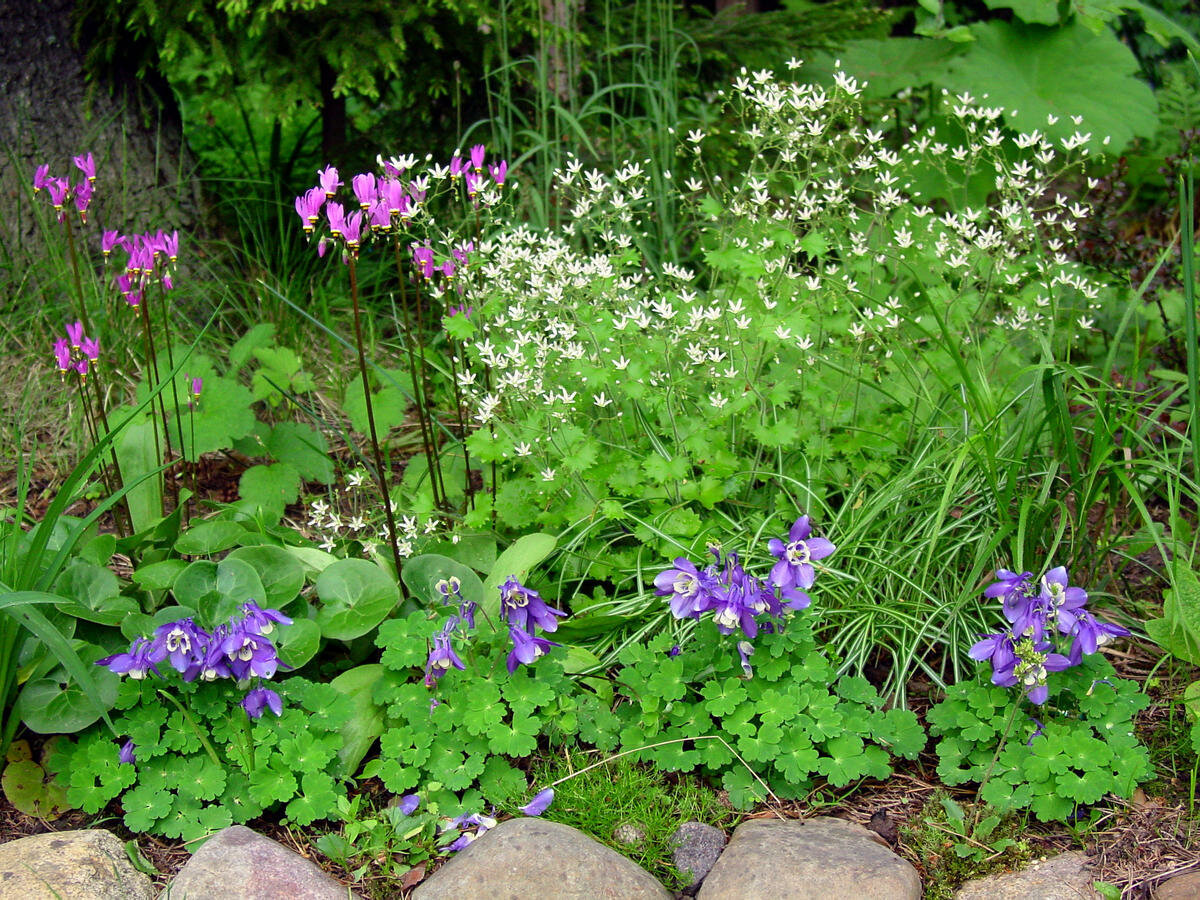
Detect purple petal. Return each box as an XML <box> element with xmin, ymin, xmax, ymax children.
<box><xmin>519</xmin><ymin>787</ymin><xmax>554</xmax><ymax>817</ymax></box>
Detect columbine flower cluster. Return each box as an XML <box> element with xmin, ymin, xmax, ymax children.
<box><xmin>421</xmin><ymin>575</ymin><xmax>565</xmax><ymax>688</ymax></box>
<box><xmin>969</xmin><ymin>566</ymin><xmax>1130</xmax><ymax>704</ymax></box>
<box><xmin>96</xmin><ymin>600</ymin><xmax>292</xmax><ymax>720</ymax></box>
<box><xmin>656</xmin><ymin>516</ymin><xmax>834</xmax><ymax>654</ymax></box>
<box><xmin>499</xmin><ymin>577</ymin><xmax>565</xmax><ymax>673</ymax></box>
<box><xmin>52</xmin><ymin>321</ymin><xmax>100</xmax><ymax>379</ymax></box>
<box><xmin>32</xmin><ymin>153</ymin><xmax>96</xmax><ymax>223</ymax></box>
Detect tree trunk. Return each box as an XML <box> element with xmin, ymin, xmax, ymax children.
<box><xmin>0</xmin><ymin>0</ymin><xmax>205</xmax><ymax>294</ymax></box>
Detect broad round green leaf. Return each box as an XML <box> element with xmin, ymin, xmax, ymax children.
<box><xmin>315</xmin><ymin>559</ymin><xmax>400</xmax><ymax>641</ymax></box>
<box><xmin>329</xmin><ymin>664</ymin><xmax>386</xmax><ymax>778</ymax></box>
<box><xmin>132</xmin><ymin>558</ymin><xmax>189</xmax><ymax>591</ymax></box>
<box><xmin>172</xmin><ymin>560</ymin><xmax>218</xmax><ymax>609</ymax></box>
<box><xmin>52</xmin><ymin>560</ymin><xmax>138</xmax><ymax>626</ymax></box>
<box><xmin>14</xmin><ymin>643</ymin><xmax>120</xmax><ymax>734</ymax></box>
<box><xmin>175</xmin><ymin>521</ymin><xmax>247</xmax><ymax>556</ymax></box>
<box><xmin>225</xmin><ymin>545</ymin><xmax>305</xmax><ymax>609</ymax></box>
<box><xmin>273</xmin><ymin>617</ymin><xmax>321</xmax><ymax>670</ymax></box>
<box><xmin>402</xmin><ymin>554</ymin><xmax>485</xmax><ymax>612</ymax></box>
<box><xmin>198</xmin><ymin>557</ymin><xmax>266</xmax><ymax>628</ymax></box>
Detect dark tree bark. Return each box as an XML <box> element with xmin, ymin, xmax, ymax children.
<box><xmin>0</xmin><ymin>0</ymin><xmax>205</xmax><ymax>293</ymax></box>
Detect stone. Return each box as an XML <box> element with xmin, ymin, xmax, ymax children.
<box><xmin>413</xmin><ymin>817</ymin><xmax>671</xmax><ymax>900</ymax></box>
<box><xmin>161</xmin><ymin>825</ymin><xmax>359</xmax><ymax>900</ymax></box>
<box><xmin>697</xmin><ymin>816</ymin><xmax>921</xmax><ymax>900</ymax></box>
<box><xmin>1154</xmin><ymin>870</ymin><xmax>1200</xmax><ymax>899</ymax></box>
<box><xmin>0</xmin><ymin>828</ymin><xmax>155</xmax><ymax>899</ymax></box>
<box><xmin>613</xmin><ymin>822</ymin><xmax>647</xmax><ymax>846</ymax></box>
<box><xmin>670</xmin><ymin>821</ymin><xmax>727</xmax><ymax>889</ymax></box>
<box><xmin>955</xmin><ymin>851</ymin><xmax>1102</xmax><ymax>900</ymax></box>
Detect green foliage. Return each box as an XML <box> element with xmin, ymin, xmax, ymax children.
<box><xmin>61</xmin><ymin>677</ymin><xmax>351</xmax><ymax>841</ymax></box>
<box><xmin>928</xmin><ymin>655</ymin><xmax>1152</xmax><ymax>822</ymax></box>
<box><xmin>606</xmin><ymin>622</ymin><xmax>924</xmax><ymax>807</ymax></box>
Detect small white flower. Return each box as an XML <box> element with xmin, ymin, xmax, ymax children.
<box><xmin>540</xmin><ymin>467</ymin><xmax>556</xmax><ymax>482</ymax></box>
<box><xmin>515</xmin><ymin>442</ymin><xmax>533</xmax><ymax>457</ymax></box>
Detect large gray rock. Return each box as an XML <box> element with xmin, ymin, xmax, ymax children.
<box><xmin>955</xmin><ymin>852</ymin><xmax>1102</xmax><ymax>900</ymax></box>
<box><xmin>0</xmin><ymin>828</ymin><xmax>155</xmax><ymax>899</ymax></box>
<box><xmin>414</xmin><ymin>818</ymin><xmax>671</xmax><ymax>900</ymax></box>
<box><xmin>698</xmin><ymin>816</ymin><xmax>921</xmax><ymax>900</ymax></box>
<box><xmin>1155</xmin><ymin>870</ymin><xmax>1200</xmax><ymax>899</ymax></box>
<box><xmin>670</xmin><ymin>821</ymin><xmax>727</xmax><ymax>890</ymax></box>
<box><xmin>161</xmin><ymin>825</ymin><xmax>359</xmax><ymax>900</ymax></box>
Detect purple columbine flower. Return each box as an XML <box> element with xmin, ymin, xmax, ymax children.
<box><xmin>221</xmin><ymin>624</ymin><xmax>282</xmax><ymax>680</ymax></box>
<box><xmin>424</xmin><ymin>627</ymin><xmax>466</xmax><ymax>687</ymax></box>
<box><xmin>148</xmin><ymin>618</ymin><xmax>210</xmax><ymax>676</ymax></box>
<box><xmin>654</xmin><ymin>558</ymin><xmax>716</xmax><ymax>620</ymax></box>
<box><xmin>242</xmin><ymin>686</ymin><xmax>283</xmax><ymax>719</ymax></box>
<box><xmin>968</xmin><ymin>631</ymin><xmax>1017</xmax><ymax>683</ymax></box>
<box><xmin>1062</xmin><ymin>609</ymin><xmax>1131</xmax><ymax>663</ymax></box>
<box><xmin>118</xmin><ymin>740</ymin><xmax>136</xmax><ymax>765</ymax></box>
<box><xmin>519</xmin><ymin>788</ymin><xmax>554</xmax><ymax>817</ymax></box>
<box><xmin>238</xmin><ymin>600</ymin><xmax>292</xmax><ymax>637</ymax></box>
<box><xmin>1039</xmin><ymin>566</ymin><xmax>1088</xmax><ymax>623</ymax></box>
<box><xmin>499</xmin><ymin>577</ymin><xmax>566</xmax><ymax>634</ymax></box>
<box><xmin>737</xmin><ymin>640</ymin><xmax>754</xmax><ymax>678</ymax></box>
<box><xmin>198</xmin><ymin>625</ymin><xmax>233</xmax><ymax>681</ymax></box>
<box><xmin>505</xmin><ymin>626</ymin><xmax>559</xmax><ymax>673</ymax></box>
<box><xmin>768</xmin><ymin>515</ymin><xmax>835</xmax><ymax>591</ymax></box>
<box><xmin>96</xmin><ymin>636</ymin><xmax>159</xmax><ymax>680</ymax></box>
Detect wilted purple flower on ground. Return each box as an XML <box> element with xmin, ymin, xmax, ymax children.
<box><xmin>242</xmin><ymin>685</ymin><xmax>283</xmax><ymax>719</ymax></box>
<box><xmin>499</xmin><ymin>577</ymin><xmax>565</xmax><ymax>634</ymax></box>
<box><xmin>397</xmin><ymin>794</ymin><xmax>420</xmax><ymax>816</ymax></box>
<box><xmin>519</xmin><ymin>788</ymin><xmax>554</xmax><ymax>816</ymax></box>
<box><xmin>767</xmin><ymin>515</ymin><xmax>835</xmax><ymax>591</ymax></box>
<box><xmin>737</xmin><ymin>640</ymin><xmax>754</xmax><ymax>677</ymax></box>
<box><xmin>118</xmin><ymin>740</ymin><xmax>136</xmax><ymax>765</ymax></box>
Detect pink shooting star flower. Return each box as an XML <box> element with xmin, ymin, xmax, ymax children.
<box><xmin>65</xmin><ymin>320</ymin><xmax>85</xmax><ymax>348</ymax></box>
<box><xmin>470</xmin><ymin>144</ymin><xmax>486</xmax><ymax>171</ymax></box>
<box><xmin>367</xmin><ymin>198</ymin><xmax>391</xmax><ymax>231</ymax></box>
<box><xmin>33</xmin><ymin>164</ymin><xmax>52</xmax><ymax>192</ymax></box>
<box><xmin>326</xmin><ymin>201</ymin><xmax>347</xmax><ymax>238</ymax></box>
<box><xmin>53</xmin><ymin>338</ymin><xmax>71</xmax><ymax>372</ymax></box>
<box><xmin>464</xmin><ymin>171</ymin><xmax>485</xmax><ymax>199</ymax></box>
<box><xmin>441</xmin><ymin>259</ymin><xmax>456</xmax><ymax>280</ymax></box>
<box><xmin>452</xmin><ymin>240</ymin><xmax>474</xmax><ymax>267</ymax></box>
<box><xmin>294</xmin><ymin>187</ymin><xmax>325</xmax><ymax>233</ymax></box>
<box><xmin>351</xmin><ymin>173</ymin><xmax>377</xmax><ymax>210</ymax></box>
<box><xmin>80</xmin><ymin>335</ymin><xmax>100</xmax><ymax>363</ymax></box>
<box><xmin>449</xmin><ymin>154</ymin><xmax>465</xmax><ymax>178</ymax></box>
<box><xmin>411</xmin><ymin>245</ymin><xmax>435</xmax><ymax>279</ymax></box>
<box><xmin>74</xmin><ymin>180</ymin><xmax>94</xmax><ymax>222</ymax></box>
<box><xmin>341</xmin><ymin>210</ymin><xmax>365</xmax><ymax>251</ymax></box>
<box><xmin>47</xmin><ymin>177</ymin><xmax>70</xmax><ymax>210</ymax></box>
<box><xmin>317</xmin><ymin>165</ymin><xmax>341</xmax><ymax>197</ymax></box>
<box><xmin>162</xmin><ymin>230</ymin><xmax>180</xmax><ymax>262</ymax></box>
<box><xmin>73</xmin><ymin>152</ymin><xmax>96</xmax><ymax>182</ymax></box>
<box><xmin>488</xmin><ymin>160</ymin><xmax>508</xmax><ymax>187</ymax></box>
<box><xmin>101</xmin><ymin>230</ymin><xmax>123</xmax><ymax>255</ymax></box>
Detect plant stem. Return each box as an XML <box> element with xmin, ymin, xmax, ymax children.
<box><xmin>348</xmin><ymin>255</ymin><xmax>405</xmax><ymax>583</ymax></box>
<box><xmin>1179</xmin><ymin>170</ymin><xmax>1197</xmax><ymax>485</ymax></box>
<box><xmin>392</xmin><ymin>240</ymin><xmax>441</xmax><ymax>509</ymax></box>
<box><xmin>62</xmin><ymin>216</ymin><xmax>93</xmax><ymax>337</ymax></box>
<box><xmin>972</xmin><ymin>699</ymin><xmax>1022</xmax><ymax>833</ymax></box>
